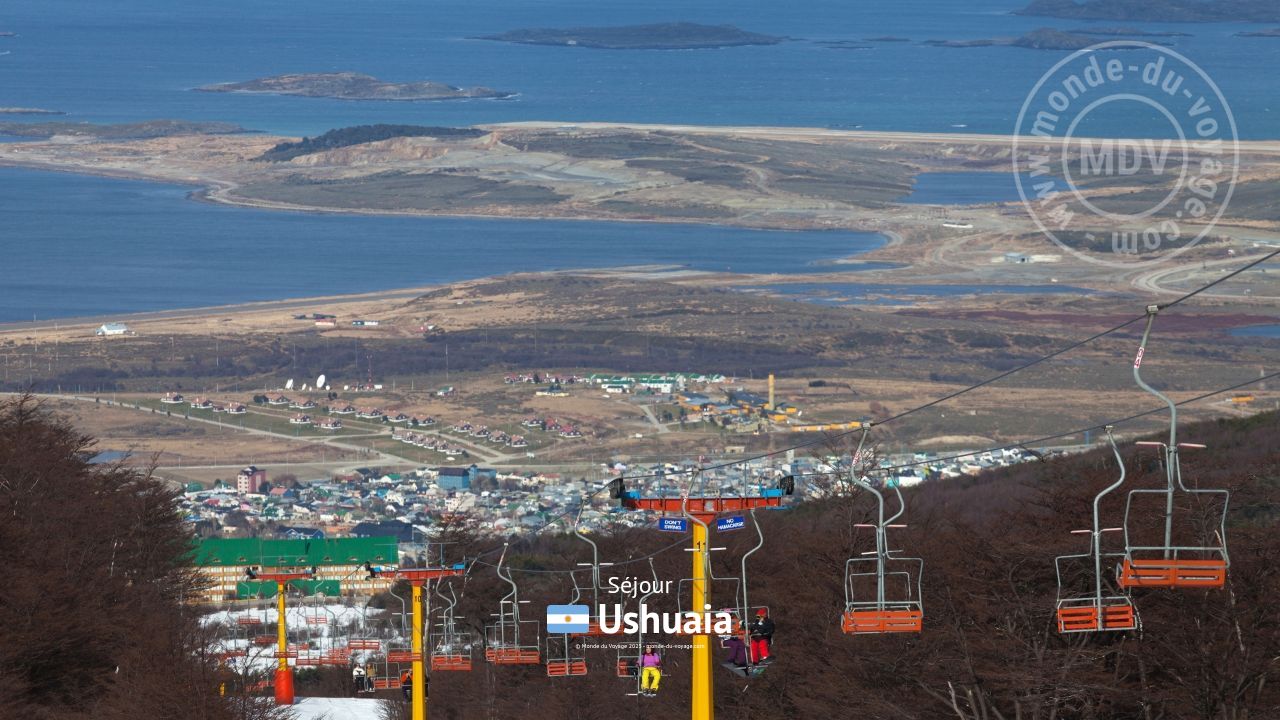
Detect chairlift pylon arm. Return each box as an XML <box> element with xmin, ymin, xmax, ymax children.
<box><xmin>568</xmin><ymin>569</ymin><xmax>582</xmax><ymax>607</ymax></box>
<box><xmin>573</xmin><ymin>501</ymin><xmax>602</xmax><ymax>607</ymax></box>
<box><xmin>680</xmin><ymin>471</ymin><xmax>714</xmax><ymax>580</ymax></box>
<box><xmin>739</xmin><ymin>508</ymin><xmax>765</xmax><ymax>620</ymax></box>
<box><xmin>1094</xmin><ymin>427</ymin><xmax>1128</xmax><ymax>533</ymax></box>
<box><xmin>1133</xmin><ymin>307</ymin><xmax>1179</xmax><ymax>451</ymax></box>
<box><xmin>847</xmin><ymin>427</ymin><xmax>888</xmax><ymax>534</ymax></box>
<box><xmin>494</xmin><ymin>544</ymin><xmax>520</xmax><ymax>619</ymax></box>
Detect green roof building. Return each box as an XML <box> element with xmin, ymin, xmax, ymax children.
<box><xmin>194</xmin><ymin>536</ymin><xmax>398</xmax><ymax>567</ymax></box>
<box><xmin>194</xmin><ymin>536</ymin><xmax>399</xmax><ymax>603</ymax></box>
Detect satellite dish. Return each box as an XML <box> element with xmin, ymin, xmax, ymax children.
<box><xmin>316</xmin><ymin>373</ymin><xmax>327</xmax><ymax>389</ymax></box>
<box><xmin>285</xmin><ymin>378</ymin><xmax>295</xmax><ymax>390</ymax></box>
<box><xmin>301</xmin><ymin>383</ymin><xmax>309</xmax><ymax>391</ymax></box>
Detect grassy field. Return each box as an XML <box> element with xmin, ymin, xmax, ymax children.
<box><xmin>4</xmin><ymin>272</ymin><xmax>1276</xmax><ymax>469</ymax></box>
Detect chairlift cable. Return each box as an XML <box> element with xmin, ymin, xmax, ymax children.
<box><xmin>448</xmin><ymin>250</ymin><xmax>1280</xmax><ymax>575</ymax></box>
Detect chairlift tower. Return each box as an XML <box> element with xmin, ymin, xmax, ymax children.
<box><xmin>380</xmin><ymin>565</ymin><xmax>467</xmax><ymax>720</ymax></box>
<box><xmin>253</xmin><ymin>571</ymin><xmax>312</xmax><ymax>706</ymax></box>
<box><xmin>613</xmin><ymin>476</ymin><xmax>792</xmax><ymax>720</ymax></box>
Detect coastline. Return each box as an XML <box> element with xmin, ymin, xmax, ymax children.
<box><xmin>0</xmin><ymin>154</ymin><xmax>890</xmax><ymax>235</ymax></box>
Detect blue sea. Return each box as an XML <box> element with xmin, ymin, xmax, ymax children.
<box><xmin>1230</xmin><ymin>324</ymin><xmax>1280</xmax><ymax>338</ymax></box>
<box><xmin>2</xmin><ymin>0</ymin><xmax>1278</xmax><ymax>320</ymax></box>
<box><xmin>3</xmin><ymin>0</ymin><xmax>1278</xmax><ymax>138</ymax></box>
<box><xmin>0</xmin><ymin>167</ymin><xmax>886</xmax><ymax>322</ymax></box>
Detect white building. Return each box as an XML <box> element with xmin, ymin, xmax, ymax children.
<box><xmin>95</xmin><ymin>322</ymin><xmax>128</xmax><ymax>336</ymax></box>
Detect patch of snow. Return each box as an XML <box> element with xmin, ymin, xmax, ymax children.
<box><xmin>291</xmin><ymin>696</ymin><xmax>386</xmax><ymax>720</ymax></box>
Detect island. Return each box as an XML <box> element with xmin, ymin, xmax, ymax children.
<box><xmin>865</xmin><ymin>36</ymin><xmax>910</xmax><ymax>42</ymax></box>
<box><xmin>1017</xmin><ymin>0</ymin><xmax>1280</xmax><ymax>23</ymax></box>
<box><xmin>474</xmin><ymin>22</ymin><xmax>785</xmax><ymax>50</ymax></box>
<box><xmin>925</xmin><ymin>29</ymin><xmax>1100</xmax><ymax>50</ymax></box>
<box><xmin>0</xmin><ymin>31</ymin><xmax>15</xmax><ymax>37</ymax></box>
<box><xmin>0</xmin><ymin>120</ymin><xmax>246</xmax><ymax>140</ymax></box>
<box><xmin>816</xmin><ymin>40</ymin><xmax>873</xmax><ymax>50</ymax></box>
<box><xmin>1070</xmin><ymin>26</ymin><xmax>1190</xmax><ymax>37</ymax></box>
<box><xmin>0</xmin><ymin>107</ymin><xmax>65</xmax><ymax>116</ymax></box>
<box><xmin>196</xmin><ymin>72</ymin><xmax>513</xmax><ymax>101</ymax></box>
<box><xmin>1237</xmin><ymin>28</ymin><xmax>1280</xmax><ymax>37</ymax></box>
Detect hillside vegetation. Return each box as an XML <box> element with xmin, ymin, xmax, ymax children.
<box><xmin>0</xmin><ymin>397</ymin><xmax>282</xmax><ymax>719</ymax></box>
<box><xmin>359</xmin><ymin>409</ymin><xmax>1280</xmax><ymax>719</ymax></box>
<box><xmin>257</xmin><ymin>124</ymin><xmax>487</xmax><ymax>162</ymax></box>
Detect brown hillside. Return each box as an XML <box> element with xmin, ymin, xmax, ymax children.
<box><xmin>360</xmin><ymin>410</ymin><xmax>1280</xmax><ymax>719</ymax></box>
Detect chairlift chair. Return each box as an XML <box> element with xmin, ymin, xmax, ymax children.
<box><xmin>617</xmin><ymin>559</ymin><xmax>662</xmax><ymax>695</ymax></box>
<box><xmin>1054</xmin><ymin>427</ymin><xmax>1139</xmax><ymax>633</ymax></box>
<box><xmin>484</xmin><ymin>545</ymin><xmax>541</xmax><ymax>665</ymax></box>
<box><xmin>572</xmin><ymin>504</ymin><xmax>613</xmax><ymax>636</ymax></box>
<box><xmin>545</xmin><ymin>569</ymin><xmax>589</xmax><ymax>677</ymax></box>
<box><xmin>722</xmin><ymin>508</ymin><xmax>772</xmax><ymax>678</ymax></box>
<box><xmin>1118</xmin><ymin>308</ymin><xmax>1229</xmax><ymax>590</ymax></box>
<box><xmin>347</xmin><ymin>598</ymin><xmax>383</xmax><ymax>652</ymax></box>
<box><xmin>842</xmin><ymin>428</ymin><xmax>924</xmax><ymax>635</ymax></box>
<box><xmin>545</xmin><ymin>634</ymin><xmax>588</xmax><ymax>677</ymax></box>
<box><xmin>371</xmin><ymin>643</ymin><xmax>416</xmax><ymax>690</ymax></box>
<box><xmin>430</xmin><ymin>581</ymin><xmax>473</xmax><ymax>671</ymax></box>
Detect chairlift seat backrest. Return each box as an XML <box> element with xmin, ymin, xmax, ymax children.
<box><xmin>1118</xmin><ymin>557</ymin><xmax>1226</xmax><ymax>588</ymax></box>
<box><xmin>1056</xmin><ymin>601</ymin><xmax>1136</xmax><ymax>633</ymax></box>
<box><xmin>841</xmin><ymin>607</ymin><xmax>922</xmax><ymax>634</ymax></box>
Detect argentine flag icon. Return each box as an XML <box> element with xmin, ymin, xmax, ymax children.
<box><xmin>547</xmin><ymin>604</ymin><xmax>590</xmax><ymax>634</ymax></box>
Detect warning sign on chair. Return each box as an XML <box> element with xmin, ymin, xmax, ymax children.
<box><xmin>717</xmin><ymin>516</ymin><xmax>745</xmax><ymax>532</ymax></box>
<box><xmin>656</xmin><ymin>518</ymin><xmax>688</xmax><ymax>533</ymax></box>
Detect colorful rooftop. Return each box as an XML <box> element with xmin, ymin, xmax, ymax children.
<box><xmin>194</xmin><ymin>536</ymin><xmax>398</xmax><ymax>567</ymax></box>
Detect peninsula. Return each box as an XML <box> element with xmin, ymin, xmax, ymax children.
<box><xmin>197</xmin><ymin>72</ymin><xmax>513</xmax><ymax>101</ymax></box>
<box><xmin>2</xmin><ymin>120</ymin><xmax>1276</xmax><ymax>257</ymax></box>
<box><xmin>924</xmin><ymin>28</ymin><xmax>1099</xmax><ymax>50</ymax></box>
<box><xmin>1017</xmin><ymin>0</ymin><xmax>1280</xmax><ymax>23</ymax></box>
<box><xmin>0</xmin><ymin>119</ymin><xmax>245</xmax><ymax>139</ymax></box>
<box><xmin>475</xmin><ymin>22</ymin><xmax>785</xmax><ymax>50</ymax></box>
<box><xmin>1069</xmin><ymin>26</ymin><xmax>1190</xmax><ymax>37</ymax></box>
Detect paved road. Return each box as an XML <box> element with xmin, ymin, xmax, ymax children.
<box><xmin>638</xmin><ymin>403</ymin><xmax>671</xmax><ymax>435</ymax></box>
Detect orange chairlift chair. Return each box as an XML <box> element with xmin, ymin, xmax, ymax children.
<box><xmin>842</xmin><ymin>428</ymin><xmax>925</xmax><ymax>635</ymax></box>
<box><xmin>346</xmin><ymin>600</ymin><xmax>383</xmax><ymax>653</ymax></box>
<box><xmin>484</xmin><ymin>544</ymin><xmax>541</xmax><ymax>665</ymax></box>
<box><xmin>618</xmin><ymin>559</ymin><xmax>663</xmax><ymax>697</ymax></box>
<box><xmin>430</xmin><ymin>581</ymin><xmax>473</xmax><ymax>672</ymax></box>
<box><xmin>373</xmin><ymin>584</ymin><xmax>414</xmax><ymax>690</ymax></box>
<box><xmin>572</xmin><ymin>502</ymin><xmax>614</xmax><ymax>637</ymax></box>
<box><xmin>723</xmin><ymin>507</ymin><xmax>771</xmax><ymax>678</ymax></box>
<box><xmin>1119</xmin><ymin>306</ymin><xmax>1230</xmax><ymax>590</ymax></box>
<box><xmin>545</xmin><ymin>570</ymin><xmax>589</xmax><ymax>677</ymax></box>
<box><xmin>1054</xmin><ymin>427</ymin><xmax>1139</xmax><ymax>633</ymax></box>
